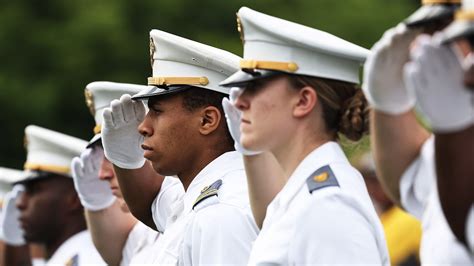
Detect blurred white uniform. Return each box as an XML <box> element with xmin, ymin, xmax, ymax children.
<box><xmin>121</xmin><ymin>221</ymin><xmax>159</xmax><ymax>265</ymax></box>
<box><xmin>47</xmin><ymin>230</ymin><xmax>104</xmax><ymax>266</ymax></box>
<box><xmin>400</xmin><ymin>136</ymin><xmax>473</xmax><ymax>264</ymax></box>
<box><xmin>150</xmin><ymin>152</ymin><xmax>258</xmax><ymax>265</ymax></box>
<box><xmin>248</xmin><ymin>142</ymin><xmax>389</xmax><ymax>265</ymax></box>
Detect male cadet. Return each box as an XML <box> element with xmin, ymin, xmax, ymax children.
<box><xmin>71</xmin><ymin>81</ymin><xmax>158</xmax><ymax>265</ymax></box>
<box><xmin>101</xmin><ymin>29</ymin><xmax>258</xmax><ymax>264</ymax></box>
<box><xmin>0</xmin><ymin>167</ymin><xmax>45</xmax><ymax>266</ymax></box>
<box><xmin>363</xmin><ymin>0</ymin><xmax>473</xmax><ymax>264</ymax></box>
<box><xmin>6</xmin><ymin>125</ymin><xmax>106</xmax><ymax>265</ymax></box>
<box><xmin>404</xmin><ymin>0</ymin><xmax>474</xmax><ymax>253</ymax></box>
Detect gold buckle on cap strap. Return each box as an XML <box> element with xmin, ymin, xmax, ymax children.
<box><xmin>455</xmin><ymin>10</ymin><xmax>474</xmax><ymax>20</ymax></box>
<box><xmin>240</xmin><ymin>60</ymin><xmax>299</xmax><ymax>72</ymax></box>
<box><xmin>422</xmin><ymin>0</ymin><xmax>460</xmax><ymax>4</ymax></box>
<box><xmin>24</xmin><ymin>163</ymin><xmax>70</xmax><ymax>175</ymax></box>
<box><xmin>147</xmin><ymin>77</ymin><xmax>209</xmax><ymax>86</ymax></box>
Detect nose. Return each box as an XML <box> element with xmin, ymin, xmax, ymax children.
<box><xmin>15</xmin><ymin>191</ymin><xmax>27</xmax><ymax>211</ymax></box>
<box><xmin>98</xmin><ymin>156</ymin><xmax>114</xmax><ymax>181</ymax></box>
<box><xmin>234</xmin><ymin>91</ymin><xmax>250</xmax><ymax>111</ymax></box>
<box><xmin>138</xmin><ymin>113</ymin><xmax>153</xmax><ymax>137</ymax></box>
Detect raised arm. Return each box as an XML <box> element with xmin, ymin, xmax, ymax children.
<box><xmin>101</xmin><ymin>94</ymin><xmax>165</xmax><ymax>230</ymax></box>
<box><xmin>363</xmin><ymin>24</ymin><xmax>430</xmax><ymax>205</ymax></box>
<box><xmin>404</xmin><ymin>36</ymin><xmax>474</xmax><ymax>244</ymax></box>
<box><xmin>223</xmin><ymin>92</ymin><xmax>286</xmax><ymax>228</ymax></box>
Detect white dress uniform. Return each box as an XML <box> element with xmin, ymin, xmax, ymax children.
<box><xmin>400</xmin><ymin>136</ymin><xmax>473</xmax><ymax>264</ymax></box>
<box><xmin>121</xmin><ymin>221</ymin><xmax>159</xmax><ymax>265</ymax></box>
<box><xmin>467</xmin><ymin>206</ymin><xmax>474</xmax><ymax>254</ymax></box>
<box><xmin>150</xmin><ymin>152</ymin><xmax>258</xmax><ymax>265</ymax></box>
<box><xmin>47</xmin><ymin>230</ymin><xmax>105</xmax><ymax>266</ymax></box>
<box><xmin>248</xmin><ymin>142</ymin><xmax>389</xmax><ymax>265</ymax></box>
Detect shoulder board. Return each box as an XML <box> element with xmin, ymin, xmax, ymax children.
<box><xmin>65</xmin><ymin>254</ymin><xmax>79</xmax><ymax>266</ymax></box>
<box><xmin>306</xmin><ymin>165</ymin><xmax>339</xmax><ymax>194</ymax></box>
<box><xmin>192</xmin><ymin>179</ymin><xmax>222</xmax><ymax>210</ymax></box>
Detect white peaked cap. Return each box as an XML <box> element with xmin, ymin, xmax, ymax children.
<box><xmin>84</xmin><ymin>81</ymin><xmax>148</xmax><ymax>146</ymax></box>
<box><xmin>22</xmin><ymin>125</ymin><xmax>87</xmax><ymax>178</ymax></box>
<box><xmin>132</xmin><ymin>29</ymin><xmax>241</xmax><ymax>99</ymax></box>
<box><xmin>442</xmin><ymin>0</ymin><xmax>474</xmax><ymax>42</ymax></box>
<box><xmin>0</xmin><ymin>167</ymin><xmax>29</xmax><ymax>185</ymax></box>
<box><xmin>221</xmin><ymin>7</ymin><xmax>369</xmax><ymax>87</ymax></box>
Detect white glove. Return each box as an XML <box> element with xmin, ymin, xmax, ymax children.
<box><xmin>404</xmin><ymin>35</ymin><xmax>474</xmax><ymax>132</ymax></box>
<box><xmin>0</xmin><ymin>185</ymin><xmax>25</xmax><ymax>246</ymax></box>
<box><xmin>363</xmin><ymin>24</ymin><xmax>420</xmax><ymax>115</ymax></box>
<box><xmin>102</xmin><ymin>94</ymin><xmax>146</xmax><ymax>169</ymax></box>
<box><xmin>71</xmin><ymin>147</ymin><xmax>116</xmax><ymax>211</ymax></box>
<box><xmin>222</xmin><ymin>87</ymin><xmax>262</xmax><ymax>156</ymax></box>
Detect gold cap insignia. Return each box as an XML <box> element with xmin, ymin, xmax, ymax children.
<box><xmin>236</xmin><ymin>13</ymin><xmax>245</xmax><ymax>45</ymax></box>
<box><xmin>313</xmin><ymin>172</ymin><xmax>328</xmax><ymax>182</ymax></box>
<box><xmin>84</xmin><ymin>88</ymin><xmax>95</xmax><ymax>116</ymax></box>
<box><xmin>150</xmin><ymin>37</ymin><xmax>156</xmax><ymax>68</ymax></box>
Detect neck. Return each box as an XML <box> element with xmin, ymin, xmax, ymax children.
<box><xmin>178</xmin><ymin>146</ymin><xmax>231</xmax><ymax>191</ymax></box>
<box><xmin>45</xmin><ymin>219</ymin><xmax>86</xmax><ymax>259</ymax></box>
<box><xmin>272</xmin><ymin>125</ymin><xmax>331</xmax><ymax>178</ymax></box>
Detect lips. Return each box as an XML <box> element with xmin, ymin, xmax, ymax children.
<box><xmin>141</xmin><ymin>144</ymin><xmax>154</xmax><ymax>159</ymax></box>
<box><xmin>241</xmin><ymin>118</ymin><xmax>251</xmax><ymax>124</ymax></box>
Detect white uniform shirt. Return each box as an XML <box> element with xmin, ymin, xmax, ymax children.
<box><xmin>121</xmin><ymin>221</ymin><xmax>159</xmax><ymax>265</ymax></box>
<box><xmin>248</xmin><ymin>142</ymin><xmax>389</xmax><ymax>265</ymax></box>
<box><xmin>47</xmin><ymin>230</ymin><xmax>105</xmax><ymax>266</ymax></box>
<box><xmin>400</xmin><ymin>136</ymin><xmax>473</xmax><ymax>264</ymax></box>
<box><xmin>150</xmin><ymin>151</ymin><xmax>258</xmax><ymax>265</ymax></box>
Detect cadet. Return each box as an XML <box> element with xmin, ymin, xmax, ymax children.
<box><xmin>72</xmin><ymin>81</ymin><xmax>159</xmax><ymax>265</ymax></box>
<box><xmin>9</xmin><ymin>125</ymin><xmax>105</xmax><ymax>265</ymax></box>
<box><xmin>363</xmin><ymin>0</ymin><xmax>473</xmax><ymax>263</ymax></box>
<box><xmin>220</xmin><ymin>7</ymin><xmax>389</xmax><ymax>264</ymax></box>
<box><xmin>405</xmin><ymin>0</ymin><xmax>474</xmax><ymax>253</ymax></box>
<box><xmin>0</xmin><ymin>167</ymin><xmax>45</xmax><ymax>266</ymax></box>
<box><xmin>101</xmin><ymin>30</ymin><xmax>258</xmax><ymax>264</ymax></box>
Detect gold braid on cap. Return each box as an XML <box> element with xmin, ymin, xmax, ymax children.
<box><xmin>240</xmin><ymin>60</ymin><xmax>299</xmax><ymax>72</ymax></box>
<box><xmin>24</xmin><ymin>163</ymin><xmax>70</xmax><ymax>175</ymax></box>
<box><xmin>147</xmin><ymin>76</ymin><xmax>209</xmax><ymax>86</ymax></box>
<box><xmin>422</xmin><ymin>0</ymin><xmax>460</xmax><ymax>4</ymax></box>
<box><xmin>455</xmin><ymin>9</ymin><xmax>474</xmax><ymax>21</ymax></box>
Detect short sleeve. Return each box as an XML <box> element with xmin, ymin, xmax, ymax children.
<box><xmin>151</xmin><ymin>176</ymin><xmax>184</xmax><ymax>232</ymax></box>
<box><xmin>121</xmin><ymin>222</ymin><xmax>158</xmax><ymax>266</ymax></box>
<box><xmin>180</xmin><ymin>204</ymin><xmax>258</xmax><ymax>265</ymax></box>
<box><xmin>399</xmin><ymin>136</ymin><xmax>435</xmax><ymax>219</ymax></box>
<box><xmin>289</xmin><ymin>193</ymin><xmax>387</xmax><ymax>265</ymax></box>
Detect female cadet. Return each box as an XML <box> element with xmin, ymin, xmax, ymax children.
<box><xmin>220</xmin><ymin>7</ymin><xmax>390</xmax><ymax>265</ymax></box>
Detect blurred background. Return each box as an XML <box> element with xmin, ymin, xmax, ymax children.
<box><xmin>0</xmin><ymin>0</ymin><xmax>419</xmax><ymax>169</ymax></box>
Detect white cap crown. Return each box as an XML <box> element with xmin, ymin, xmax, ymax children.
<box><xmin>23</xmin><ymin>125</ymin><xmax>87</xmax><ymax>177</ymax></box>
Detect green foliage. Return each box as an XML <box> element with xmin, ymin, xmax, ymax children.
<box><xmin>0</xmin><ymin>0</ymin><xmax>418</xmax><ymax>168</ymax></box>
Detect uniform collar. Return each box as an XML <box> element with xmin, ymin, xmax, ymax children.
<box><xmin>48</xmin><ymin>230</ymin><xmax>89</xmax><ymax>263</ymax></box>
<box><xmin>275</xmin><ymin>141</ymin><xmax>348</xmax><ymax>208</ymax></box>
<box><xmin>183</xmin><ymin>151</ymin><xmax>244</xmax><ymax>212</ymax></box>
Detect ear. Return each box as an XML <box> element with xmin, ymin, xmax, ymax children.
<box><xmin>198</xmin><ymin>106</ymin><xmax>221</xmax><ymax>135</ymax></box>
<box><xmin>293</xmin><ymin>86</ymin><xmax>317</xmax><ymax>118</ymax></box>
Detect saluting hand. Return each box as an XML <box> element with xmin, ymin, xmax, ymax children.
<box><xmin>0</xmin><ymin>185</ymin><xmax>26</xmax><ymax>246</ymax></box>
<box><xmin>102</xmin><ymin>94</ymin><xmax>146</xmax><ymax>169</ymax></box>
<box><xmin>404</xmin><ymin>34</ymin><xmax>474</xmax><ymax>133</ymax></box>
<box><xmin>71</xmin><ymin>147</ymin><xmax>116</xmax><ymax>211</ymax></box>
<box><xmin>222</xmin><ymin>87</ymin><xmax>262</xmax><ymax>156</ymax></box>
<box><xmin>363</xmin><ymin>23</ymin><xmax>421</xmax><ymax>115</ymax></box>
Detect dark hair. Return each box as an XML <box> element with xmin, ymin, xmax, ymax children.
<box><xmin>288</xmin><ymin>75</ymin><xmax>369</xmax><ymax>141</ymax></box>
<box><xmin>180</xmin><ymin>87</ymin><xmax>234</xmax><ymax>147</ymax></box>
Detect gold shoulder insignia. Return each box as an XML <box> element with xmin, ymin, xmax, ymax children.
<box><xmin>65</xmin><ymin>254</ymin><xmax>79</xmax><ymax>266</ymax></box>
<box><xmin>192</xmin><ymin>179</ymin><xmax>222</xmax><ymax>210</ymax></box>
<box><xmin>306</xmin><ymin>165</ymin><xmax>339</xmax><ymax>193</ymax></box>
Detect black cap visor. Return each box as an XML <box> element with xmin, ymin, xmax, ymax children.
<box><xmin>405</xmin><ymin>4</ymin><xmax>459</xmax><ymax>28</ymax></box>
<box><xmin>220</xmin><ymin>69</ymin><xmax>283</xmax><ymax>88</ymax></box>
